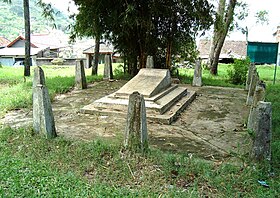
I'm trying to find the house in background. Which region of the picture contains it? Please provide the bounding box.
[0,36,46,66]
[0,36,10,49]
[31,32,68,58]
[198,39,247,63]
[83,43,122,68]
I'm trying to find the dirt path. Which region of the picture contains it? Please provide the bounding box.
[1,80,251,160]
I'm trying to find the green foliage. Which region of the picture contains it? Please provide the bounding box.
[180,64,244,88]
[266,84,280,171]
[71,0,213,72]
[51,58,65,65]
[227,58,250,85]
[255,10,269,25]
[0,0,70,40]
[113,64,132,80]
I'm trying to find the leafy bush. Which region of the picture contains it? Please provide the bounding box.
[51,58,65,65]
[227,58,250,85]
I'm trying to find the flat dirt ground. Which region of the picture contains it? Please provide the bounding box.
[2,80,251,160]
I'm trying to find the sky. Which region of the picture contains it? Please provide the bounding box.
[43,0,280,42]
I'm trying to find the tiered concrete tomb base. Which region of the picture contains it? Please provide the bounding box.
[81,68,196,124]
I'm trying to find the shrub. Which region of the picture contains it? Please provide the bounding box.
[51,58,65,65]
[227,58,250,85]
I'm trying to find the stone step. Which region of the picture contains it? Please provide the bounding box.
[149,90,196,124]
[80,89,196,125]
[152,86,188,114]
[146,84,178,102]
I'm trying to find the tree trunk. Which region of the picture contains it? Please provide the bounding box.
[209,0,236,75]
[23,0,31,77]
[166,40,172,69]
[92,35,100,75]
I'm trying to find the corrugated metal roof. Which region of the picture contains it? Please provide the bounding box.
[83,43,114,54]
[31,33,68,49]
[198,39,247,59]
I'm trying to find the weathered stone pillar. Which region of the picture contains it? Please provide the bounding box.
[146,55,154,68]
[192,59,202,87]
[250,101,272,162]
[75,59,87,89]
[124,91,148,153]
[245,63,255,91]
[33,66,57,139]
[246,69,259,105]
[86,54,92,69]
[103,54,113,80]
[247,82,266,130]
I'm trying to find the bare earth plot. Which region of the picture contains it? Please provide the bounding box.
[2,80,250,160]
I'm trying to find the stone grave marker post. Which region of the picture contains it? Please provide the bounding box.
[246,68,259,105]
[146,56,154,68]
[192,59,202,87]
[33,66,57,139]
[104,54,113,80]
[247,82,266,130]
[245,63,255,91]
[250,101,272,162]
[75,59,87,89]
[124,91,148,153]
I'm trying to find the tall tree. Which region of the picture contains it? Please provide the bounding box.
[71,0,213,76]
[208,0,237,75]
[23,0,31,76]
[92,35,100,75]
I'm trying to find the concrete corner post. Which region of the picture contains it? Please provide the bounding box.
[246,69,259,106]
[247,83,266,130]
[124,91,148,153]
[33,66,57,139]
[250,101,272,162]
[245,63,255,91]
[192,59,202,87]
[104,54,113,80]
[75,59,87,89]
[146,55,154,69]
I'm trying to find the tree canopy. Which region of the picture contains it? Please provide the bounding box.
[71,0,213,75]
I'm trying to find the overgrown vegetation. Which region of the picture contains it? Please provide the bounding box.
[0,126,279,197]
[266,84,280,171]
[0,66,102,117]
[0,64,279,196]
[227,58,250,85]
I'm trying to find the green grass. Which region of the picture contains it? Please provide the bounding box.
[257,65,280,83]
[0,126,279,197]
[179,64,280,87]
[0,63,279,196]
[266,84,280,171]
[0,66,104,116]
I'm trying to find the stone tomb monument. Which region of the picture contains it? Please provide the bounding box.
[81,68,196,124]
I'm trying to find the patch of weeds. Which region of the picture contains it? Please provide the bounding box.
[227,58,250,85]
